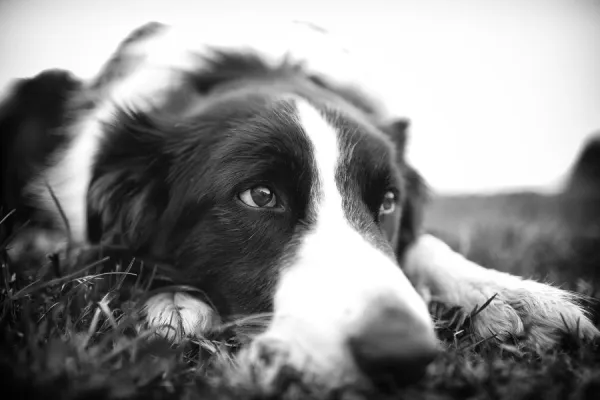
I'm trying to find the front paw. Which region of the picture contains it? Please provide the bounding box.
[477,282,598,350]
[140,292,220,342]
[404,234,599,352]
[436,280,599,351]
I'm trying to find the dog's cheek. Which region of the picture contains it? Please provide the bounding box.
[171,212,290,317]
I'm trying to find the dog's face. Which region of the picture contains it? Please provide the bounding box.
[1,22,437,390]
[87,81,436,384]
[92,89,405,313]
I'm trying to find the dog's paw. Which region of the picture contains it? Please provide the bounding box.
[404,234,599,351]
[140,292,220,342]
[471,280,599,350]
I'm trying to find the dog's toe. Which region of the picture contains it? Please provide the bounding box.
[467,297,525,341]
[141,292,219,342]
[470,283,599,351]
[503,284,599,350]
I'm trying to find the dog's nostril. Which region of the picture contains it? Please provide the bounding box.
[348,306,439,386]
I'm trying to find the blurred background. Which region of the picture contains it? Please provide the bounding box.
[1,0,599,195]
[1,0,599,294]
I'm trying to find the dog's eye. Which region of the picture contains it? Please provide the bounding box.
[239,186,278,208]
[379,191,397,215]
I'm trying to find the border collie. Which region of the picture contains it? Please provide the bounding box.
[1,21,597,391]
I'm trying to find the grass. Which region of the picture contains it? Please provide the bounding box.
[1,191,600,400]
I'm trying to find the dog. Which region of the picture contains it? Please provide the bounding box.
[1,21,598,391]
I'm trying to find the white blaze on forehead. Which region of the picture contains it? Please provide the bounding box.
[260,100,433,381]
[293,101,344,220]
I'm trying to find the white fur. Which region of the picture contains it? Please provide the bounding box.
[403,234,599,349]
[141,292,220,342]
[246,100,435,388]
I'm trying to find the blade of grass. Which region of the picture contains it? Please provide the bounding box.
[10,256,110,300]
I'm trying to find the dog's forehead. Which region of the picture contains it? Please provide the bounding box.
[182,89,393,163]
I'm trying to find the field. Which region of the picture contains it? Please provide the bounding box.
[1,190,599,400]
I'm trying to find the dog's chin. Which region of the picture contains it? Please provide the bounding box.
[232,333,368,395]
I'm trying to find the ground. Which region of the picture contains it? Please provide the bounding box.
[1,191,599,400]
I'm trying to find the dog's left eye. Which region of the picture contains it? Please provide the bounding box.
[239,186,278,208]
[379,191,397,215]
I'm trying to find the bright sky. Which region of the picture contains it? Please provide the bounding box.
[1,0,599,194]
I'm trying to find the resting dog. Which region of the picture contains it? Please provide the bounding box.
[1,21,597,390]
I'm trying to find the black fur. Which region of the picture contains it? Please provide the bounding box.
[88,94,318,316]
[377,119,429,256]
[0,35,428,319]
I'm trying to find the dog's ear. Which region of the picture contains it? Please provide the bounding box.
[378,118,430,257]
[0,69,81,235]
[83,23,179,250]
[378,118,410,163]
[86,111,172,252]
[89,22,167,92]
[397,164,429,256]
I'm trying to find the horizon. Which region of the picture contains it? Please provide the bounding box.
[1,0,599,195]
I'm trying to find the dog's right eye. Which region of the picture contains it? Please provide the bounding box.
[239,186,278,208]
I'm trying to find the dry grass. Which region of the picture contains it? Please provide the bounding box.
[1,191,599,400]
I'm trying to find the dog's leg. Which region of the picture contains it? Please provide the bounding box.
[402,234,599,351]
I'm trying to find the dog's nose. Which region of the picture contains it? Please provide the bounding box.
[348,305,439,385]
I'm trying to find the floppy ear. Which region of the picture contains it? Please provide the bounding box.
[397,164,429,255]
[0,69,81,237]
[378,118,430,257]
[379,118,409,158]
[86,111,171,251]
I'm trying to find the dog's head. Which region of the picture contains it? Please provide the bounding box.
[1,22,436,390]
